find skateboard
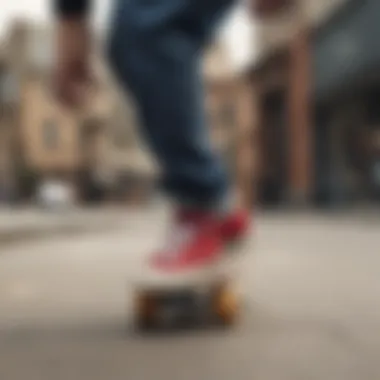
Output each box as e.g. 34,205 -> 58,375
132,242 -> 245,330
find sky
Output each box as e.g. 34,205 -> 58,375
0,0 -> 257,70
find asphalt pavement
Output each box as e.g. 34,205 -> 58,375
1,209 -> 380,380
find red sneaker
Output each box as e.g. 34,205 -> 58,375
139,209 -> 251,288
150,210 -> 224,274
220,209 -> 251,243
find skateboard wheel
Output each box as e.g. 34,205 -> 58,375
212,282 -> 239,326
134,291 -> 158,329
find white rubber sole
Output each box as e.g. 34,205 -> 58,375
131,238 -> 248,292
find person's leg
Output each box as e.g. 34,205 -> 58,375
107,0 -> 234,210
107,0 -> 249,277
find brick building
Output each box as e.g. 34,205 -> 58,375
250,0 -> 358,207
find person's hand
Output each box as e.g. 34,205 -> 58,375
53,18 -> 92,110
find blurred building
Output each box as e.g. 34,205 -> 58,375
0,19 -> 253,206
251,0 -> 380,207
204,42 -> 255,209
0,20 -> 156,205
313,0 -> 380,205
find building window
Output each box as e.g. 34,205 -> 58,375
220,101 -> 235,128
43,119 -> 59,149
81,119 -> 101,149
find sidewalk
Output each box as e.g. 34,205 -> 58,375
1,208 -> 379,380
1,203 -> 379,248
0,207 -> 128,247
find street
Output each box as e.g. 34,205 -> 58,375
0,209 -> 380,380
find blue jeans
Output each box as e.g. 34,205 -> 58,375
107,0 -> 234,208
